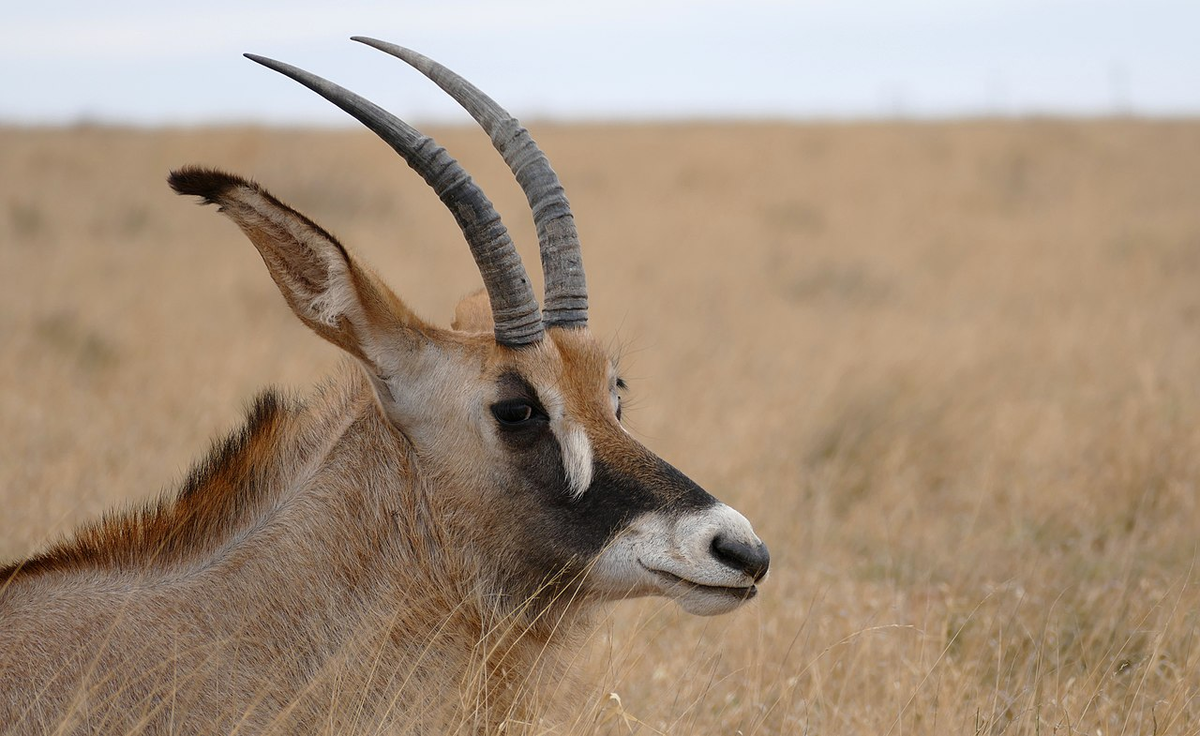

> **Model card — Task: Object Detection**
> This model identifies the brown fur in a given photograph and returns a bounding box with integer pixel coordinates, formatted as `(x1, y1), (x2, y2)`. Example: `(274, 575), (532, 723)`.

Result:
(451, 288), (495, 333)
(1, 391), (292, 582)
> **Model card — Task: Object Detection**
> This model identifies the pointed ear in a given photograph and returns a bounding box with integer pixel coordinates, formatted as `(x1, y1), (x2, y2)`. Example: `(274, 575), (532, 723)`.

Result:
(451, 288), (494, 333)
(169, 166), (431, 377)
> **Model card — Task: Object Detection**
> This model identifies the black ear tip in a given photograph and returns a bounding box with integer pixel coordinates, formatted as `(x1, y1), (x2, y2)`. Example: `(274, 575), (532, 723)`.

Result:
(168, 167), (252, 204)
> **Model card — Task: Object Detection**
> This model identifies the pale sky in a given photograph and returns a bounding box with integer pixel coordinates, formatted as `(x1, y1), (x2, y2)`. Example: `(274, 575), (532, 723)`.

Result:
(3, 0), (1197, 125)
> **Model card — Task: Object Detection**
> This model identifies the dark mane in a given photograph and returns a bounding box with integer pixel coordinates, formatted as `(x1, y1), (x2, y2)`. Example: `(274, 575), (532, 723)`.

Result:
(1, 390), (296, 584)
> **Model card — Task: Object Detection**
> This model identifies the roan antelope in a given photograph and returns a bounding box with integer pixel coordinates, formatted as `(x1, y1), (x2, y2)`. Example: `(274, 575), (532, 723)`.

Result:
(0, 40), (769, 734)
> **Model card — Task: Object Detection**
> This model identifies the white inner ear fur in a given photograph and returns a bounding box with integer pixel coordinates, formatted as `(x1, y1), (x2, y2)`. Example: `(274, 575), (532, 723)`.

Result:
(298, 243), (356, 328)
(246, 188), (357, 328)
(539, 384), (595, 499)
(307, 262), (352, 326)
(308, 268), (357, 328)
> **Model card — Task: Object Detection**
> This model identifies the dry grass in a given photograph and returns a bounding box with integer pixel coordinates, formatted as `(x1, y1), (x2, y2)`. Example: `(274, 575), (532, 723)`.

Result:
(3, 119), (1200, 734)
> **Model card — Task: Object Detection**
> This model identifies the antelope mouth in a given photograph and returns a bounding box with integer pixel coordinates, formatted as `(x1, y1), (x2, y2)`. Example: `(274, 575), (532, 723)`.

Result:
(639, 561), (758, 600)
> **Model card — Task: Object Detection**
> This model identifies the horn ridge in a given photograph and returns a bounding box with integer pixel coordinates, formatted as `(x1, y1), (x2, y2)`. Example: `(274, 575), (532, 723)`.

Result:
(351, 37), (589, 329)
(244, 53), (543, 346)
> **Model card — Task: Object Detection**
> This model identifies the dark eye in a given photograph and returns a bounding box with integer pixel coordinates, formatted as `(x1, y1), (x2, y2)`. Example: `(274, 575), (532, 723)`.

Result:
(491, 400), (535, 426)
(614, 376), (627, 421)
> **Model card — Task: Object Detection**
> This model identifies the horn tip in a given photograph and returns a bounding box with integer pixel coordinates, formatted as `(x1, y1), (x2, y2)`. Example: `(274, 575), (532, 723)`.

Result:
(351, 36), (386, 49)
(244, 53), (275, 68)
(244, 53), (295, 79)
(352, 36), (417, 59)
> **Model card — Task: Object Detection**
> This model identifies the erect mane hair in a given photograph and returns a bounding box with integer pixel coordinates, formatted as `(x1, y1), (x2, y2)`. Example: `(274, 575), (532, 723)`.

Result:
(1, 389), (299, 583)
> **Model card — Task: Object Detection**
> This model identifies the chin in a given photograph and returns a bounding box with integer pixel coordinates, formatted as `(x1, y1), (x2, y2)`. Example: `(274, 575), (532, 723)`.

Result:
(674, 585), (758, 616)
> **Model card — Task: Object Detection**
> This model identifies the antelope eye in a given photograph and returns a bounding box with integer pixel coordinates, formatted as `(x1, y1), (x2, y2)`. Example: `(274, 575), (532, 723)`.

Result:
(491, 400), (535, 426)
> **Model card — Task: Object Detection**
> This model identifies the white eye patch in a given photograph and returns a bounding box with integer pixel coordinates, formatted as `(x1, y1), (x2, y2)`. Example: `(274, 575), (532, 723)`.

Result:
(537, 383), (596, 499)
(556, 421), (594, 499)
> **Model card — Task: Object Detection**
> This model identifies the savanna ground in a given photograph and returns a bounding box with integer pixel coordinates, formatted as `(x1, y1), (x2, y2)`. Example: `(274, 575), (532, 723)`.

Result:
(2, 119), (1200, 734)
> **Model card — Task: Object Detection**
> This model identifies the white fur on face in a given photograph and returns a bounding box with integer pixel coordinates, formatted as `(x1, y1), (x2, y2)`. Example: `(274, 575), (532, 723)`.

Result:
(558, 422), (594, 499)
(588, 503), (766, 616)
(538, 384), (595, 499)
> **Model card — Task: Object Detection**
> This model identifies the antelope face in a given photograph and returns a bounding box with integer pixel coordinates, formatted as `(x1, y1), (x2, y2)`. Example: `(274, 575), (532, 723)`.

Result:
(175, 40), (768, 618)
(437, 323), (768, 616)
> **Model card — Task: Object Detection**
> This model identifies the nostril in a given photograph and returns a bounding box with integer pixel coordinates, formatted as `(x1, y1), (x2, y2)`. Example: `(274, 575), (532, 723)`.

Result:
(711, 535), (771, 581)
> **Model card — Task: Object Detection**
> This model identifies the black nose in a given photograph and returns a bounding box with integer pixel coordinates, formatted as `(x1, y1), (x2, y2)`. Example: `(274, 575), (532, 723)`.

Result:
(711, 536), (770, 581)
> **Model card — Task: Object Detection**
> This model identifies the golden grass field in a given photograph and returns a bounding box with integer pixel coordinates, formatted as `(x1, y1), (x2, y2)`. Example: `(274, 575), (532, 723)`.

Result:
(2, 119), (1200, 734)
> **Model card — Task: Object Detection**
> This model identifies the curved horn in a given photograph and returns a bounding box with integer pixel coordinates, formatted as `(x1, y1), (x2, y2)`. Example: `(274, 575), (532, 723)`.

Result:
(351, 37), (588, 330)
(244, 54), (544, 347)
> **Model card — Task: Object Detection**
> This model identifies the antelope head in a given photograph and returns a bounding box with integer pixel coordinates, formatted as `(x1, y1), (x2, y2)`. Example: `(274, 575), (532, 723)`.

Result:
(172, 40), (769, 617)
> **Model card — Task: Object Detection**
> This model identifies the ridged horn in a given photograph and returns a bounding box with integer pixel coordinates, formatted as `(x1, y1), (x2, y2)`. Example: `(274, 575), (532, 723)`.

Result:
(351, 37), (588, 329)
(244, 54), (544, 347)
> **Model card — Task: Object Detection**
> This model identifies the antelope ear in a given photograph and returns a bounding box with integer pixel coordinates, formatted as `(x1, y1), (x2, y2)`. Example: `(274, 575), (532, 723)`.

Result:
(169, 166), (433, 378)
(451, 288), (494, 333)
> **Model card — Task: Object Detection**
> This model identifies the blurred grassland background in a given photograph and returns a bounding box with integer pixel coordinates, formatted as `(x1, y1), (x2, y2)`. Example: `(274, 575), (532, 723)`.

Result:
(2, 118), (1200, 733)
